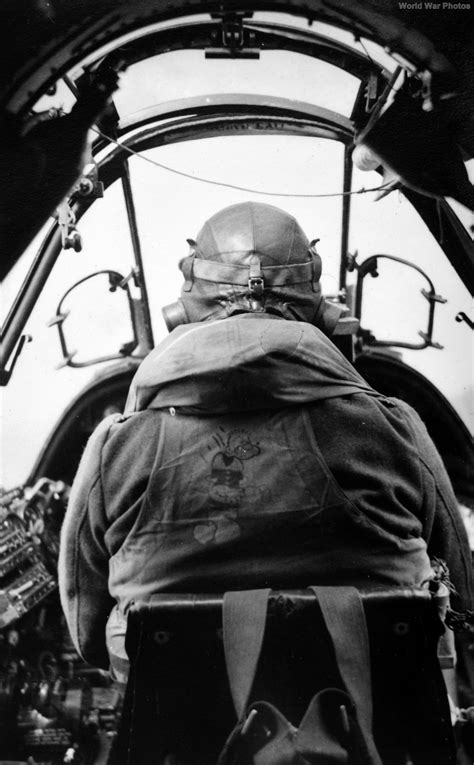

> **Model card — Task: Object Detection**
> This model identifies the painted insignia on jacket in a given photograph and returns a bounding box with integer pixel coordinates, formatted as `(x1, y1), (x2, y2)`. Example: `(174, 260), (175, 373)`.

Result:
(194, 428), (263, 545)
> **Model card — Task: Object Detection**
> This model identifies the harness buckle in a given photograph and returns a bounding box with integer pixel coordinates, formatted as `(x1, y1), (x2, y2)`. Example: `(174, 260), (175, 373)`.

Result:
(248, 275), (264, 297)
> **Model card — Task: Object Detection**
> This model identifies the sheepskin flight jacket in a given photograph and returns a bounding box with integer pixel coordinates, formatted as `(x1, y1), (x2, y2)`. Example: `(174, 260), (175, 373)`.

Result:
(58, 315), (473, 668)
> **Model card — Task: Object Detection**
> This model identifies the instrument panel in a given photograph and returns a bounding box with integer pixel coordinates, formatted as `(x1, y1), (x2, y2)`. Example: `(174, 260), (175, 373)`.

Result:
(0, 469), (124, 764)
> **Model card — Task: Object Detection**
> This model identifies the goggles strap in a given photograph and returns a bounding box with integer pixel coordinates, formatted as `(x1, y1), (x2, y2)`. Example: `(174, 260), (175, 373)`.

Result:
(186, 254), (316, 287)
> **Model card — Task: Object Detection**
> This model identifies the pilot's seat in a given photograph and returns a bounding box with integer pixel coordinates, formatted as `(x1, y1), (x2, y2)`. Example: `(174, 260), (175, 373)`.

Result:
(110, 587), (455, 765)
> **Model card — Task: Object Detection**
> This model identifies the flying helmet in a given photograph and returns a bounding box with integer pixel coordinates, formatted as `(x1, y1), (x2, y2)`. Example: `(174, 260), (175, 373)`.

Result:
(162, 202), (344, 335)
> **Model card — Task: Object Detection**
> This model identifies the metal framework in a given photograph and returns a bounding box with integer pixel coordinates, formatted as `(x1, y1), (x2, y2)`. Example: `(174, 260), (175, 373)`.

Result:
(1, 5), (472, 382)
(1, 98), (355, 371)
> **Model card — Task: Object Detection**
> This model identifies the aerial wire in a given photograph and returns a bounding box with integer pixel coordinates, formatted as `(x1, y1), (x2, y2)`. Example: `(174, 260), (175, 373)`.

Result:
(92, 126), (395, 199)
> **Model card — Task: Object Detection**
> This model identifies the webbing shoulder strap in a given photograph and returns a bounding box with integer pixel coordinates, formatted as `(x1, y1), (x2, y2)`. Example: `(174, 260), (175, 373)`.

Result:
(311, 586), (382, 765)
(223, 587), (382, 764)
(223, 588), (270, 720)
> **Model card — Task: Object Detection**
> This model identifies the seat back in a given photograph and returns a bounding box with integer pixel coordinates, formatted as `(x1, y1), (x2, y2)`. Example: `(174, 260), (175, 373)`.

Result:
(111, 587), (455, 765)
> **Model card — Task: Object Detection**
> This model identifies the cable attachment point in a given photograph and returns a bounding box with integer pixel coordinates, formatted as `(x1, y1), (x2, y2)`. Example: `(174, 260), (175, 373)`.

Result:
(56, 200), (82, 252)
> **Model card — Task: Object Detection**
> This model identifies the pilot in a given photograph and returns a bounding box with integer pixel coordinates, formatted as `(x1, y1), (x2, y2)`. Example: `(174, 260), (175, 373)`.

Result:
(58, 201), (472, 681)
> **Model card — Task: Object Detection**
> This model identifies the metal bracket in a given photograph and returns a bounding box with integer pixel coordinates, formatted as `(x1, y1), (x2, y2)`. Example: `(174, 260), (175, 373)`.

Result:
(418, 331), (443, 350)
(108, 272), (126, 292)
(56, 200), (82, 252)
(455, 311), (474, 329)
(206, 13), (259, 59)
(346, 251), (359, 273)
(222, 15), (244, 49)
(421, 287), (447, 305)
(365, 72), (379, 113)
(47, 310), (70, 328)
(55, 351), (78, 369)
(346, 252), (378, 278)
(74, 162), (104, 200)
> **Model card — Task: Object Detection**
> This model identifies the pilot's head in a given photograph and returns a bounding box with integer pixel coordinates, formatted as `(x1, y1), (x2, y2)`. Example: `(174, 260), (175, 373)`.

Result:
(162, 201), (343, 335)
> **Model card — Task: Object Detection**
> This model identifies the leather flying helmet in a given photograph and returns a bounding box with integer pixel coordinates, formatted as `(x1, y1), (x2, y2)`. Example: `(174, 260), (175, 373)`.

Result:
(162, 202), (344, 335)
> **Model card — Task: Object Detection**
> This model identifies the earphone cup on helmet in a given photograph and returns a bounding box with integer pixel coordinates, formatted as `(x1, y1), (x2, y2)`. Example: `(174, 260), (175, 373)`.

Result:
(162, 299), (190, 332)
(310, 297), (347, 336)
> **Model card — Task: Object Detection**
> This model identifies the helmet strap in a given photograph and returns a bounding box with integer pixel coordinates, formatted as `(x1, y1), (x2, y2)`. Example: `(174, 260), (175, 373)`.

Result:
(181, 251), (196, 292)
(247, 256), (265, 311)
